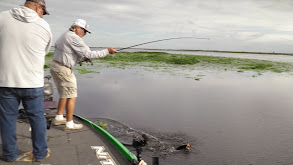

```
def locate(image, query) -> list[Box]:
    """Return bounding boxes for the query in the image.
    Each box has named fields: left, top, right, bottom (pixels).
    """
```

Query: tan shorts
left=50, top=61, right=77, bottom=98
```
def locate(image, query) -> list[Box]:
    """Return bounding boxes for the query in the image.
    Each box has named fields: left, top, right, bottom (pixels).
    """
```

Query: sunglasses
left=81, top=28, right=87, bottom=34
left=35, top=4, right=47, bottom=15
left=41, top=6, right=46, bottom=15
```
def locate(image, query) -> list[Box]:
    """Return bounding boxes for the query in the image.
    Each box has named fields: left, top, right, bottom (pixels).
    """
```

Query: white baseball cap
left=72, top=19, right=91, bottom=33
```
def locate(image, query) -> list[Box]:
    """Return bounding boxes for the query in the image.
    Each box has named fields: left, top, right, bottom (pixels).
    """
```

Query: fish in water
left=176, top=143, right=191, bottom=151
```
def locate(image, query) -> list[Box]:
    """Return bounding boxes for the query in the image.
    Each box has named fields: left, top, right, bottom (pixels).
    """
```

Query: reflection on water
left=52, top=65, right=293, bottom=164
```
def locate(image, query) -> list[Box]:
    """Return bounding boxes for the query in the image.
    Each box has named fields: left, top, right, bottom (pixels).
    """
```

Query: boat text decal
left=91, top=146, right=117, bottom=165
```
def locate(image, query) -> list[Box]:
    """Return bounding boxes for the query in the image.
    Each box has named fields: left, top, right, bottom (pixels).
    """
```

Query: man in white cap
left=51, top=19, right=148, bottom=165
left=0, top=0, right=52, bottom=162
left=50, top=19, right=118, bottom=130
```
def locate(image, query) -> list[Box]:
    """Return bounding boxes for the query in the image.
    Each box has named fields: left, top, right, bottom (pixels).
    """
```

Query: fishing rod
left=117, top=37, right=209, bottom=51
left=79, top=37, right=209, bottom=66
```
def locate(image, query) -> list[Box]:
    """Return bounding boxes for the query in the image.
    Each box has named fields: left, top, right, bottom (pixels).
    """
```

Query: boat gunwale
left=74, top=114, right=138, bottom=164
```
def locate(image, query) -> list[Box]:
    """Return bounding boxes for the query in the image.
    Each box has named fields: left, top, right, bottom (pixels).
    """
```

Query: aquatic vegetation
left=44, top=64, right=50, bottom=69
left=45, top=52, right=54, bottom=60
left=252, top=72, right=263, bottom=78
left=95, top=52, right=293, bottom=73
left=76, top=68, right=99, bottom=74
left=98, top=52, right=200, bottom=65
left=45, top=51, right=293, bottom=73
left=98, top=120, right=107, bottom=129
left=44, top=52, right=54, bottom=69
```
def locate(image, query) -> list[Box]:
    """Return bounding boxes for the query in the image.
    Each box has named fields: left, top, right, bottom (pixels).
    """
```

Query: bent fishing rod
left=79, top=37, right=209, bottom=66
left=117, top=37, right=209, bottom=51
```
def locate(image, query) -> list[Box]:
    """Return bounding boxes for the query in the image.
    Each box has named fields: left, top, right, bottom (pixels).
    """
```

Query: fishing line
left=117, top=37, right=209, bottom=51
left=79, top=37, right=209, bottom=65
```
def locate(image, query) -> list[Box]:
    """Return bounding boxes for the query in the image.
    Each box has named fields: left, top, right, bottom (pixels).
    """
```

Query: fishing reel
left=131, top=134, right=149, bottom=165
left=78, top=57, right=93, bottom=66
left=133, top=134, right=148, bottom=148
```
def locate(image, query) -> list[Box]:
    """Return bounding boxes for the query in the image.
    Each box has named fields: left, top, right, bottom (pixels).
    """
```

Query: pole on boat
left=152, top=157, right=159, bottom=165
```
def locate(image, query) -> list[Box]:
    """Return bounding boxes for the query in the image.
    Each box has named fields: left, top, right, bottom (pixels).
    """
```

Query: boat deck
left=0, top=116, right=131, bottom=165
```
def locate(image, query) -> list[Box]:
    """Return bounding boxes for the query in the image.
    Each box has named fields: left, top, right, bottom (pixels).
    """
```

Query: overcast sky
left=1, top=0, right=293, bottom=53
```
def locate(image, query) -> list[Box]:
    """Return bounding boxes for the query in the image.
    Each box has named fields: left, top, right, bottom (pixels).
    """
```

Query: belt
left=53, top=60, right=71, bottom=69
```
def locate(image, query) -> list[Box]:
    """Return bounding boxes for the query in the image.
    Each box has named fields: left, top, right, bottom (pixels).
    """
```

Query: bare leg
left=65, top=97, right=76, bottom=122
left=57, top=98, right=67, bottom=115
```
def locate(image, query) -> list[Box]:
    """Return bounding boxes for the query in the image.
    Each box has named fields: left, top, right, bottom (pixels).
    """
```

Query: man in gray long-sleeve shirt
left=50, top=19, right=118, bottom=130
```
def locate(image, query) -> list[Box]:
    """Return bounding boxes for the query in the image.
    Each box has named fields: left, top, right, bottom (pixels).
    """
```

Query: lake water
left=48, top=51, right=293, bottom=165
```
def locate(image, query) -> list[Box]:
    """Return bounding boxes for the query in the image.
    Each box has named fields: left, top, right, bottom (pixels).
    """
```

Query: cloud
left=234, top=32, right=264, bottom=41
left=1, top=0, right=293, bottom=53
left=252, top=33, right=293, bottom=43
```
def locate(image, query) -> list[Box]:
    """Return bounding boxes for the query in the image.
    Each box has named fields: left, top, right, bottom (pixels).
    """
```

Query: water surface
left=54, top=63, right=293, bottom=165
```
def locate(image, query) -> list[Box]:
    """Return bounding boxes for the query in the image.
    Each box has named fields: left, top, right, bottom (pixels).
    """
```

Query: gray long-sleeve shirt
left=53, top=31, right=109, bottom=68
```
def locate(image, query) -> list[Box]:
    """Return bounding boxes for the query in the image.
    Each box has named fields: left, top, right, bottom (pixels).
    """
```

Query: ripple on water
left=90, top=117, right=197, bottom=162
